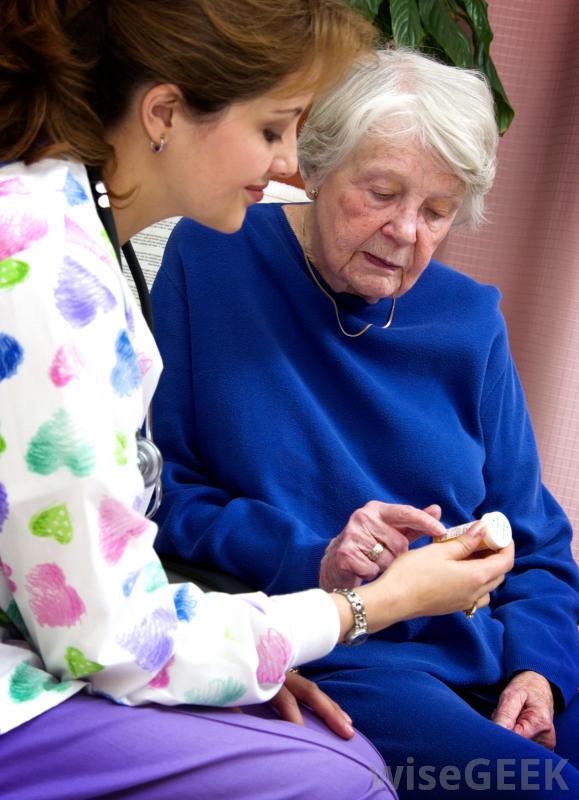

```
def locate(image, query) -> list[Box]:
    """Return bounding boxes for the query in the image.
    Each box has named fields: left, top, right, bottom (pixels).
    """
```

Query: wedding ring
left=366, top=542, right=384, bottom=562
left=464, top=601, right=478, bottom=619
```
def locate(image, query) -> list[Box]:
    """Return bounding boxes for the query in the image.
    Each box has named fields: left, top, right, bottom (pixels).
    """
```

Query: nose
left=271, top=133, right=299, bottom=178
left=382, top=204, right=418, bottom=246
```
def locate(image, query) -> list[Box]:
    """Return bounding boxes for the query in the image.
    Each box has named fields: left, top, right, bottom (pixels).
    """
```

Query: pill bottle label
left=437, top=511, right=512, bottom=550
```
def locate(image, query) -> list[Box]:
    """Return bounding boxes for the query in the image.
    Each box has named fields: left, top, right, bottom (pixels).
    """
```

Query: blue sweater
left=151, top=203, right=579, bottom=704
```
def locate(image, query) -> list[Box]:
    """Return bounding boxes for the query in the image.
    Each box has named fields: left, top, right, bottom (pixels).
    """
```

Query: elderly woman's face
left=309, top=137, right=465, bottom=303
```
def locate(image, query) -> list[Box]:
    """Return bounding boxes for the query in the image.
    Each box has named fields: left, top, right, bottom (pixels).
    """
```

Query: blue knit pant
left=311, top=667, right=579, bottom=799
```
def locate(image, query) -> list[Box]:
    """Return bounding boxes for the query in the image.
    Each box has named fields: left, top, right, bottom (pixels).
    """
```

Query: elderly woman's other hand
left=319, top=501, right=447, bottom=590
left=491, top=670, right=556, bottom=750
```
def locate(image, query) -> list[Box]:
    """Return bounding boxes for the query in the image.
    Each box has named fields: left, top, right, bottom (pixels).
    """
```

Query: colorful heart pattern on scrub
left=256, top=628, right=292, bottom=685
left=111, top=330, right=142, bottom=396
left=148, top=655, right=175, bottom=689
left=26, top=409, right=95, bottom=477
left=26, top=563, right=86, bottom=627
left=185, top=676, right=247, bottom=707
left=29, top=504, right=73, bottom=544
left=65, top=646, right=104, bottom=679
left=49, top=344, right=84, bottom=387
left=0, top=333, right=24, bottom=382
left=117, top=607, right=177, bottom=671
left=65, top=215, right=113, bottom=267
left=0, top=212, right=48, bottom=261
left=98, top=497, right=150, bottom=564
left=63, top=170, right=89, bottom=206
left=0, top=483, right=8, bottom=532
left=0, top=558, right=17, bottom=593
left=173, top=584, right=197, bottom=622
left=0, top=258, right=29, bottom=290
left=9, top=661, right=72, bottom=703
left=0, top=161, right=303, bottom=732
left=55, top=255, right=116, bottom=328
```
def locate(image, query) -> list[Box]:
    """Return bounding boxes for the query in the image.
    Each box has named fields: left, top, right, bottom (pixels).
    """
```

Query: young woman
left=0, top=4, right=512, bottom=798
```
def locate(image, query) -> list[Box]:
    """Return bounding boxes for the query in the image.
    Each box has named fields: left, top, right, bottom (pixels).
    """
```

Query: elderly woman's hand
left=319, top=501, right=447, bottom=591
left=492, top=671, right=556, bottom=750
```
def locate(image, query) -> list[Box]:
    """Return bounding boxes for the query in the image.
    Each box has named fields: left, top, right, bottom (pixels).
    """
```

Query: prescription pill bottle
left=436, top=511, right=512, bottom=551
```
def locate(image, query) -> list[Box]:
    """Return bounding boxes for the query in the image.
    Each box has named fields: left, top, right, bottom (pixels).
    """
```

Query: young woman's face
left=167, top=89, right=313, bottom=232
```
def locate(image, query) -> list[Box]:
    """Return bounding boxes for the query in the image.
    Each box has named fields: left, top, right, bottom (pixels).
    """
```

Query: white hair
left=298, top=48, right=499, bottom=227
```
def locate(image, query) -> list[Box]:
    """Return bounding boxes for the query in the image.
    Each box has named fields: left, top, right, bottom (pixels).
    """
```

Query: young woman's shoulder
left=1, top=158, right=85, bottom=200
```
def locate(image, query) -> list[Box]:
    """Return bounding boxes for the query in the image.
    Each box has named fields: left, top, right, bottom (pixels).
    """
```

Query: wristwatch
left=332, top=588, right=369, bottom=646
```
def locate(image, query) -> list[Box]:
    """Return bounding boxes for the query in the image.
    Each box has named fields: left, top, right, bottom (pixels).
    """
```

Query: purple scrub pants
left=0, top=693, right=396, bottom=799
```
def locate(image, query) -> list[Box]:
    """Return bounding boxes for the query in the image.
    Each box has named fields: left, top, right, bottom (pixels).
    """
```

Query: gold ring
left=367, top=542, right=384, bottom=562
left=464, top=601, right=478, bottom=619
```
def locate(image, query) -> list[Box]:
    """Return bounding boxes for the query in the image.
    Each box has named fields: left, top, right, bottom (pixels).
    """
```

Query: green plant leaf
left=461, top=0, right=515, bottom=133
left=445, top=0, right=468, bottom=15
left=418, top=0, right=472, bottom=67
left=345, top=0, right=515, bottom=134
left=390, top=0, right=425, bottom=48
left=461, top=0, right=493, bottom=50
left=347, top=0, right=383, bottom=20
left=375, top=1, right=394, bottom=41
left=476, top=49, right=514, bottom=134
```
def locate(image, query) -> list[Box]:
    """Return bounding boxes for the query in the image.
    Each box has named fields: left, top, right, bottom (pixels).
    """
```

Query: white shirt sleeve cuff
left=266, top=588, right=340, bottom=667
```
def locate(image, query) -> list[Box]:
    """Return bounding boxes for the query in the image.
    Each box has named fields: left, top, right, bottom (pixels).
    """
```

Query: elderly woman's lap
left=311, top=667, right=579, bottom=800
left=0, top=692, right=395, bottom=800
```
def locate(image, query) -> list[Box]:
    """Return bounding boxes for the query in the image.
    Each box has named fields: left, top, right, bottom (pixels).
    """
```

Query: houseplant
left=346, top=0, right=514, bottom=133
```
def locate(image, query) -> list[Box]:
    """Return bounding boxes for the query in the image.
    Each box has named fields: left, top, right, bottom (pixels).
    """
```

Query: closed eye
left=371, top=191, right=395, bottom=201
left=426, top=207, right=451, bottom=220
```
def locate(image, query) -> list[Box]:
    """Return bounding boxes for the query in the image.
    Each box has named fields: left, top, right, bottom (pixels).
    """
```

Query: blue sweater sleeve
left=477, top=319, right=579, bottom=705
left=151, top=230, right=329, bottom=593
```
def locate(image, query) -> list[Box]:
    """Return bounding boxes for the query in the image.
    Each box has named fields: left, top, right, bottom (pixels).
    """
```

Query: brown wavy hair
left=0, top=0, right=375, bottom=169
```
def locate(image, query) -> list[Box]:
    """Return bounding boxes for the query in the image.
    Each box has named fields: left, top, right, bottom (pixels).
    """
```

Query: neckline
left=277, top=202, right=398, bottom=327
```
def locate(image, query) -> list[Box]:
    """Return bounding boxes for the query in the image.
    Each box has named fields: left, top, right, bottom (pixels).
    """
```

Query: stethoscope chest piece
left=136, top=433, right=163, bottom=489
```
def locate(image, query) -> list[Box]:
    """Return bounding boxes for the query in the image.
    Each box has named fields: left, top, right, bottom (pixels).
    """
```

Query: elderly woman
left=151, top=50, right=579, bottom=798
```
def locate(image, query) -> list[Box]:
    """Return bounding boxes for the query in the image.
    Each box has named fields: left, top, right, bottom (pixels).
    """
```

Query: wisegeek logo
left=373, top=756, right=570, bottom=793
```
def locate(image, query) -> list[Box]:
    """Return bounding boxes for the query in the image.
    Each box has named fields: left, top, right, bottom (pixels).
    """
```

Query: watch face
left=347, top=628, right=369, bottom=646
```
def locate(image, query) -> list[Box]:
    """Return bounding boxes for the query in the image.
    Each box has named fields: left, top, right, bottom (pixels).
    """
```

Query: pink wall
left=437, top=0, right=579, bottom=560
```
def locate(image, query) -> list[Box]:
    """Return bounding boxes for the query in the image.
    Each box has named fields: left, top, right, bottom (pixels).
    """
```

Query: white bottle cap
left=480, top=511, right=512, bottom=550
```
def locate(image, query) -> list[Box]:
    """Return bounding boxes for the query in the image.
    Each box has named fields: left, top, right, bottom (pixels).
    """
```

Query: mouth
left=244, top=183, right=269, bottom=202
left=363, top=252, right=403, bottom=271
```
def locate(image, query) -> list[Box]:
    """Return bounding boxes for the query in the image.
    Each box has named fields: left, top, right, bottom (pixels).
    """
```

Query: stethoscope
left=88, top=169, right=163, bottom=519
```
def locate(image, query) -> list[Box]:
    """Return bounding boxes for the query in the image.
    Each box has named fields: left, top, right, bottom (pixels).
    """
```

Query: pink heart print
left=256, top=628, right=292, bottom=685
left=99, top=497, right=150, bottom=564
left=148, top=655, right=175, bottom=689
left=26, top=563, right=86, bottom=627
left=49, top=344, right=84, bottom=387
left=0, top=558, right=17, bottom=593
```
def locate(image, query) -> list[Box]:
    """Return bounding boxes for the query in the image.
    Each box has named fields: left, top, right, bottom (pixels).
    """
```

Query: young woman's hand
left=269, top=670, right=355, bottom=739
left=331, top=522, right=514, bottom=638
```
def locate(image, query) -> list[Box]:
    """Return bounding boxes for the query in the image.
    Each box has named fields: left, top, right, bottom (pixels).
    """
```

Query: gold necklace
left=300, top=210, right=396, bottom=339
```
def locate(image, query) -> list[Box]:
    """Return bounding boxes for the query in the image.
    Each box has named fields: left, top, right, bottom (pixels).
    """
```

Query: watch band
left=332, top=588, right=369, bottom=646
